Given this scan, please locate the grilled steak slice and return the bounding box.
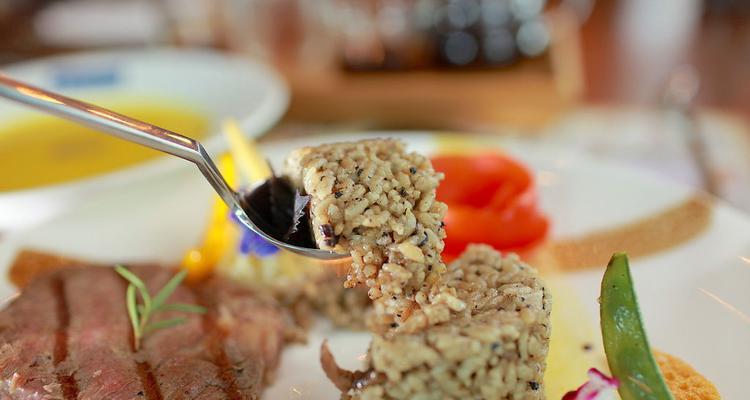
[0,266,287,400]
[0,275,63,399]
[141,273,286,399]
[139,271,230,400]
[61,267,152,400]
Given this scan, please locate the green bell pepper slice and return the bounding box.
[600,252,674,400]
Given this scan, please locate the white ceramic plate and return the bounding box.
[0,48,288,230]
[0,132,748,399]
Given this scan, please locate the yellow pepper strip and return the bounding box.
[182,153,237,281]
[222,119,272,183]
[222,119,277,279]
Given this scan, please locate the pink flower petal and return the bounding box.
[562,368,619,400]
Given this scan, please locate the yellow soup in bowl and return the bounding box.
[0,100,209,192]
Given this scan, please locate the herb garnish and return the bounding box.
[114,266,206,350]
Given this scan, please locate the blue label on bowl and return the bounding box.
[52,65,120,89]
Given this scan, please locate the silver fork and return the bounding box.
[0,74,347,260]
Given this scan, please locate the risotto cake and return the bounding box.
[285,139,552,399]
[285,139,460,334]
[323,245,551,400]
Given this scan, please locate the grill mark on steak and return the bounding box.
[200,278,287,396]
[136,362,163,400]
[139,276,229,399]
[212,342,243,400]
[52,275,79,400]
[193,287,244,400]
[63,268,147,399]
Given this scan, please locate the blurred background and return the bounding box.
[1,0,749,216]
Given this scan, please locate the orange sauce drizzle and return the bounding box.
[527,195,713,271]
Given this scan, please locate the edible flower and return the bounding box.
[562,368,619,400]
[231,211,279,257]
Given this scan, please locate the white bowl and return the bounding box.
[0,48,289,231]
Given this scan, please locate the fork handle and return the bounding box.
[0,74,243,211]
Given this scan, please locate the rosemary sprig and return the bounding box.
[114,266,206,350]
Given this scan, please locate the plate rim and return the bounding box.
[1,131,749,398]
